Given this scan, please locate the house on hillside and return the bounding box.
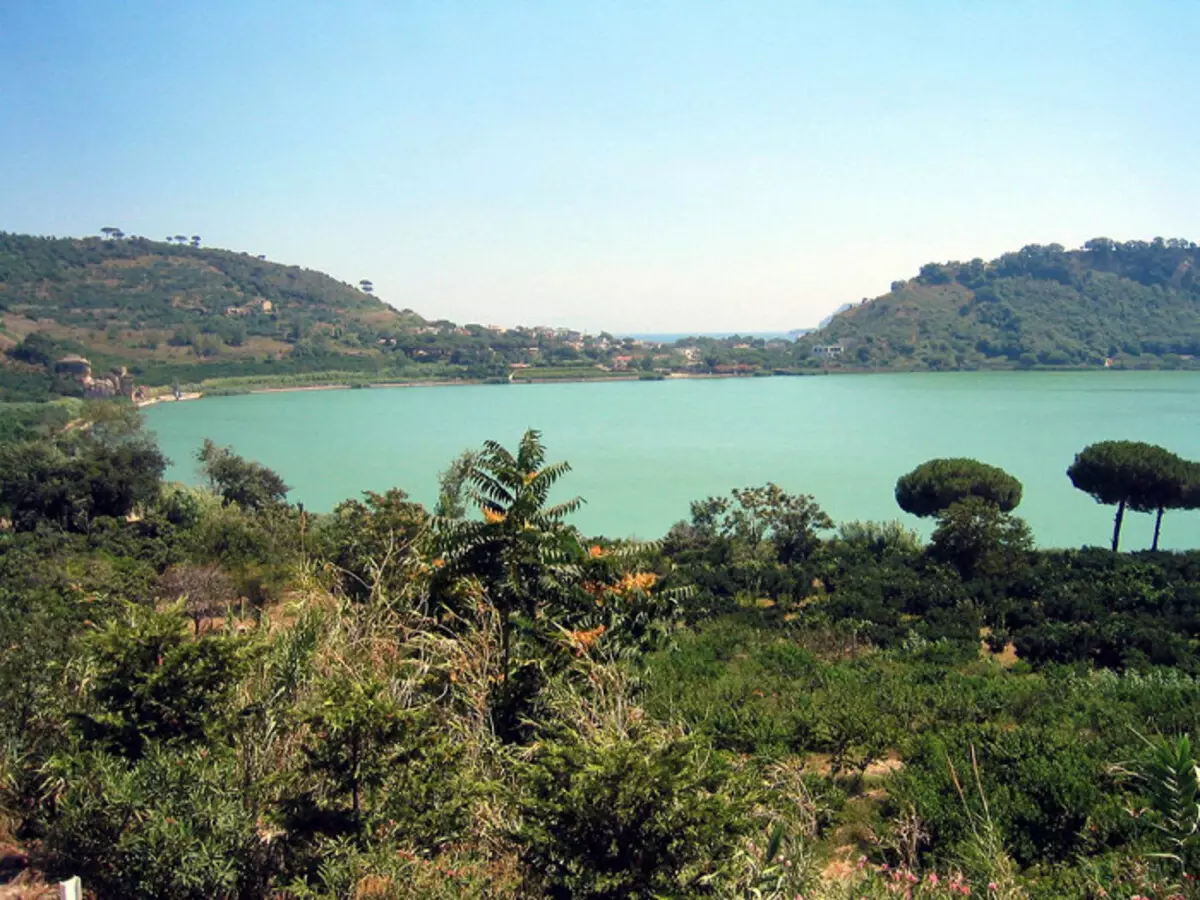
[812,341,846,358]
[224,298,274,317]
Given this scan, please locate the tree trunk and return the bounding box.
[1152,506,1164,552]
[1111,498,1126,552]
[501,618,511,684]
[350,729,361,820]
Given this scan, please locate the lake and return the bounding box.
[144,371,1200,550]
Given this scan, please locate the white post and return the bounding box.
[59,876,82,900]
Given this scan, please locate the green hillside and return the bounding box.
[801,238,1200,370]
[0,231,693,402]
[0,231,427,397]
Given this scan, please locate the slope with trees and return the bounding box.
[800,238,1200,370]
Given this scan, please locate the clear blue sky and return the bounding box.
[2,1,1197,332]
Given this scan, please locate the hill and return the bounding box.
[799,238,1200,370]
[0,231,720,402]
[0,231,435,398]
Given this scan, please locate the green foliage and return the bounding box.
[71,604,248,758]
[891,725,1113,869]
[1128,732,1200,872]
[0,399,79,443]
[664,485,832,615]
[1067,440,1191,550]
[36,744,271,899]
[319,489,427,603]
[803,237,1200,370]
[514,721,749,899]
[929,497,1034,582]
[1008,550,1200,671]
[0,426,165,531]
[2,423,1200,897]
[895,458,1023,517]
[197,438,290,510]
[299,674,410,821]
[435,449,477,519]
[836,519,923,555]
[435,429,585,678]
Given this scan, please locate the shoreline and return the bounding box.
[135,391,203,409]
[134,365,1194,407]
[139,370,760,404]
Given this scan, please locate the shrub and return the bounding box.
[514,722,749,898]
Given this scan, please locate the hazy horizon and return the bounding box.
[3,1,1197,332]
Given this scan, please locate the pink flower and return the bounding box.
[988,883,998,892]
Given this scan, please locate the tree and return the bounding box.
[929,496,1034,582]
[321,489,427,604]
[1141,458,1200,551]
[358,279,374,294]
[81,399,144,447]
[436,430,583,680]
[190,235,201,247]
[300,673,408,823]
[695,483,832,566]
[895,458,1023,518]
[434,449,477,519]
[197,439,289,510]
[73,604,245,758]
[9,332,58,368]
[158,564,239,633]
[0,430,165,531]
[1067,440,1187,551]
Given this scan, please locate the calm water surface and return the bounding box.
[145,372,1200,550]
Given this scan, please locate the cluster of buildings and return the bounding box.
[223,298,274,317]
[55,355,138,399]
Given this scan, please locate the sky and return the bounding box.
[1,2,1198,332]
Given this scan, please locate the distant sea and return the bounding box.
[622,331,800,343]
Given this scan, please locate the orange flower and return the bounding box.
[588,545,604,558]
[483,507,506,524]
[565,624,606,655]
[431,558,445,568]
[617,571,658,593]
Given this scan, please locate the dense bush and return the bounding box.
[515,721,750,898]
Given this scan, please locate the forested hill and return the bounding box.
[0,232,427,387]
[801,238,1200,370]
[0,231,685,403]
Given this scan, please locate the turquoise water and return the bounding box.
[144,372,1200,550]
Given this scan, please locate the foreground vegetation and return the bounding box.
[2,406,1200,898]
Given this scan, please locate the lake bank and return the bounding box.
[145,363,1172,406]
[145,368,800,403]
